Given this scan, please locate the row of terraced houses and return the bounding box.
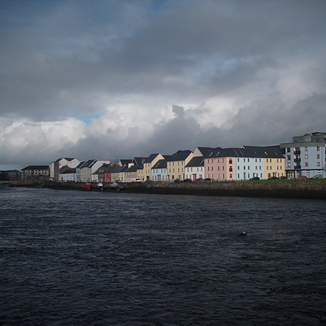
[15,132,326,183]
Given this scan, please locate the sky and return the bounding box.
[1,0,326,170]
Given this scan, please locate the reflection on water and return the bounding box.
[0,186,326,325]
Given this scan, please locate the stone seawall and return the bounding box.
[15,179,325,199]
[123,180,326,199]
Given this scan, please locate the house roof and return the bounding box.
[143,153,161,164]
[203,146,284,159]
[54,157,75,163]
[127,165,140,172]
[21,165,49,170]
[119,159,133,166]
[196,147,222,158]
[60,168,76,174]
[185,157,205,168]
[166,150,192,162]
[111,166,128,173]
[133,157,147,165]
[152,159,168,169]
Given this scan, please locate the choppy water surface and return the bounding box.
[0,185,325,325]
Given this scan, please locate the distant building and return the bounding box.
[185,157,205,181]
[203,146,285,181]
[280,132,326,178]
[152,158,170,181]
[49,158,80,181]
[4,170,22,181]
[21,165,50,183]
[166,150,194,181]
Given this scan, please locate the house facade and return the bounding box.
[138,153,165,181]
[21,165,50,183]
[185,157,205,180]
[49,158,80,181]
[280,132,326,178]
[203,146,285,181]
[59,168,77,182]
[152,159,169,181]
[167,150,194,181]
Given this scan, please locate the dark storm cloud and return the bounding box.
[1,0,326,168]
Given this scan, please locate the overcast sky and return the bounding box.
[1,0,326,169]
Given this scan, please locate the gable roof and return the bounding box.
[203,146,284,159]
[196,147,222,158]
[152,159,168,169]
[54,157,76,163]
[143,153,161,164]
[21,165,49,171]
[166,150,192,162]
[185,157,205,168]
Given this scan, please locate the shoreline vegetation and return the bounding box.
[8,179,326,199]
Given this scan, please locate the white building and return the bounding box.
[280,132,326,178]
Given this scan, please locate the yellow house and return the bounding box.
[138,153,165,181]
[264,157,286,179]
[167,150,194,181]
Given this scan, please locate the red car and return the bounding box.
[297,176,307,179]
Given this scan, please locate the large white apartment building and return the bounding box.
[280,132,326,178]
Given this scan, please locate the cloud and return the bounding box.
[0,0,326,168]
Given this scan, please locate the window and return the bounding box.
[317,154,320,159]
[207,167,210,171]
[287,155,291,160]
[317,146,320,151]
[305,162,308,167]
[287,147,291,152]
[317,162,320,167]
[305,146,308,151]
[305,154,308,159]
[230,174,232,179]
[287,163,291,168]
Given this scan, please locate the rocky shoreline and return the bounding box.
[9,179,326,199]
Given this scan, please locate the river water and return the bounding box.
[0,185,325,325]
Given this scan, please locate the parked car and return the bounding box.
[268,177,279,180]
[311,175,323,179]
[280,176,287,180]
[297,176,307,179]
[183,178,192,182]
[174,179,181,183]
[203,178,212,182]
[195,178,203,181]
[249,177,260,181]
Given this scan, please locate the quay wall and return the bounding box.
[122,180,326,199]
[11,180,326,199]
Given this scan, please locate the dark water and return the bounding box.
[0,185,325,326]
